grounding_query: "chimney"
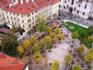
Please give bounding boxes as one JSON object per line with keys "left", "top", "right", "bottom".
{"left": 9, "top": 3, "right": 13, "bottom": 7}
{"left": 26, "top": 0, "right": 29, "bottom": 3}
{"left": 32, "top": 0, "right": 35, "bottom": 3}
{"left": 15, "top": 0, "right": 18, "bottom": 4}
{"left": 20, "top": 0, "right": 24, "bottom": 4}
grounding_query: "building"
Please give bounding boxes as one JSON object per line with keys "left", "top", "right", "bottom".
{"left": 0, "top": 0, "right": 9, "bottom": 25}
{"left": 60, "top": 0, "right": 93, "bottom": 19}
{"left": 0, "top": 0, "right": 60, "bottom": 32}
{"left": 0, "top": 52, "right": 25, "bottom": 70}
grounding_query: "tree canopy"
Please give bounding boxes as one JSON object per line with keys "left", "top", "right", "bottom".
{"left": 72, "top": 65, "right": 82, "bottom": 70}
{"left": 1, "top": 33, "right": 19, "bottom": 57}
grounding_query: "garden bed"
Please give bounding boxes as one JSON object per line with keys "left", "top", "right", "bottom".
{"left": 63, "top": 22, "right": 92, "bottom": 48}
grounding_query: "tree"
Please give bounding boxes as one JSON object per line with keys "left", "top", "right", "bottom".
{"left": 76, "top": 44, "right": 85, "bottom": 54}
{"left": 64, "top": 54, "right": 73, "bottom": 65}
{"left": 84, "top": 48, "right": 93, "bottom": 64}
{"left": 84, "top": 54, "right": 93, "bottom": 64}
{"left": 49, "top": 32, "right": 56, "bottom": 39}
{"left": 31, "top": 43, "right": 40, "bottom": 54}
{"left": 54, "top": 28, "right": 61, "bottom": 35}
{"left": 11, "top": 26, "right": 24, "bottom": 34}
{"left": 88, "top": 35, "right": 93, "bottom": 43}
{"left": 56, "top": 33, "right": 64, "bottom": 41}
{"left": 50, "top": 61, "right": 59, "bottom": 70}
{"left": 87, "top": 48, "right": 93, "bottom": 55}
{"left": 47, "top": 27, "right": 52, "bottom": 33}
{"left": 37, "top": 14, "right": 47, "bottom": 32}
{"left": 33, "top": 51, "right": 42, "bottom": 64}
{"left": 72, "top": 32, "right": 79, "bottom": 39}
{"left": 88, "top": 26, "right": 93, "bottom": 34}
{"left": 38, "top": 40, "right": 45, "bottom": 48}
{"left": 43, "top": 36, "right": 52, "bottom": 45}
{"left": 72, "top": 65, "right": 82, "bottom": 70}
{"left": 22, "top": 39, "right": 31, "bottom": 49}
{"left": 1, "top": 33, "right": 19, "bottom": 57}
{"left": 29, "top": 35, "right": 37, "bottom": 46}
{"left": 17, "top": 45, "right": 24, "bottom": 54}
{"left": 46, "top": 43, "right": 53, "bottom": 49}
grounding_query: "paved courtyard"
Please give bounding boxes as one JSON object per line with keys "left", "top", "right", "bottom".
{"left": 47, "top": 42, "right": 70, "bottom": 70}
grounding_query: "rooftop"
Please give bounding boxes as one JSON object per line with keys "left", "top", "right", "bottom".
{"left": 0, "top": 52, "right": 25, "bottom": 70}
{"left": 0, "top": 0, "right": 60, "bottom": 15}
{"left": 0, "top": 0, "right": 10, "bottom": 8}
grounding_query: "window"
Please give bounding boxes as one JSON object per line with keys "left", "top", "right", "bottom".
{"left": 14, "top": 17, "right": 16, "bottom": 20}
{"left": 67, "top": 5, "right": 69, "bottom": 8}
{"left": 71, "top": 0, "right": 74, "bottom": 5}
{"left": 59, "top": 5, "right": 61, "bottom": 8}
{"left": 65, "top": 1, "right": 66, "bottom": 3}
{"left": 7, "top": 16, "right": 9, "bottom": 19}
{"left": 32, "top": 12, "right": 33, "bottom": 15}
{"left": 79, "top": 5, "right": 80, "bottom": 7}
{"left": 33, "top": 22, "right": 34, "bottom": 25}
{"left": 18, "top": 19, "right": 19, "bottom": 21}
{"left": 22, "top": 15, "right": 23, "bottom": 17}
{"left": 28, "top": 24, "right": 31, "bottom": 27}
{"left": 28, "top": 19, "right": 31, "bottom": 22}
{"left": 11, "top": 17, "right": 13, "bottom": 19}
{"left": 83, "top": 12, "right": 85, "bottom": 15}
{"left": 64, "top": 6, "right": 66, "bottom": 9}
{"left": 23, "top": 25, "right": 25, "bottom": 28}
{"left": 19, "top": 23, "right": 20, "bottom": 26}
{"left": 77, "top": 10, "right": 79, "bottom": 13}
{"left": 17, "top": 14, "right": 19, "bottom": 16}
{"left": 22, "top": 20, "right": 24, "bottom": 23}
{"left": 27, "top": 14, "right": 30, "bottom": 17}
{"left": 74, "top": 7, "right": 76, "bottom": 10}
{"left": 85, "top": 4, "right": 87, "bottom": 9}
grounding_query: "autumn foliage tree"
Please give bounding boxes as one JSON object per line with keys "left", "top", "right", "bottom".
{"left": 50, "top": 61, "right": 59, "bottom": 70}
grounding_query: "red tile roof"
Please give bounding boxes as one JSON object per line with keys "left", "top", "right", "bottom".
{"left": 1, "top": 0, "right": 60, "bottom": 15}
{"left": 0, "top": 0, "right": 10, "bottom": 8}
{"left": 0, "top": 52, "right": 25, "bottom": 70}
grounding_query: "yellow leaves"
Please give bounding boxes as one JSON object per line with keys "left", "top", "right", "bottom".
{"left": 64, "top": 54, "right": 73, "bottom": 65}
{"left": 43, "top": 36, "right": 52, "bottom": 44}
{"left": 50, "top": 61, "right": 59, "bottom": 70}
{"left": 84, "top": 54, "right": 93, "bottom": 64}
{"left": 72, "top": 32, "right": 79, "bottom": 39}
{"left": 54, "top": 28, "right": 61, "bottom": 35}
{"left": 17, "top": 45, "right": 24, "bottom": 54}
{"left": 88, "top": 35, "right": 93, "bottom": 43}
{"left": 47, "top": 27, "right": 52, "bottom": 33}
{"left": 22, "top": 40, "right": 31, "bottom": 49}
{"left": 56, "top": 33, "right": 64, "bottom": 40}
{"left": 29, "top": 36, "right": 37, "bottom": 46}
{"left": 33, "top": 52, "right": 42, "bottom": 64}
{"left": 76, "top": 44, "right": 85, "bottom": 54}
{"left": 37, "top": 14, "right": 45, "bottom": 21}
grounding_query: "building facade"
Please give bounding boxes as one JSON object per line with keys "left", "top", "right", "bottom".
{"left": 60, "top": 0, "right": 93, "bottom": 19}
{"left": 0, "top": 0, "right": 60, "bottom": 32}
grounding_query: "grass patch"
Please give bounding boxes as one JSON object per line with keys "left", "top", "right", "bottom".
{"left": 63, "top": 22, "right": 92, "bottom": 48}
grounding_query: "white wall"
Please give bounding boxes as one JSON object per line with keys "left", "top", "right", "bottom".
{"left": 60, "top": 0, "right": 92, "bottom": 19}
{"left": 51, "top": 2, "right": 60, "bottom": 17}
{"left": 0, "top": 9, "right": 5, "bottom": 25}
{"left": 0, "top": 1, "right": 60, "bottom": 32}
